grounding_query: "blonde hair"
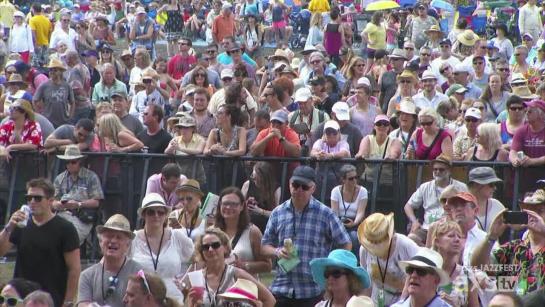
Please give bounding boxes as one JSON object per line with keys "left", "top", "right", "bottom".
{"left": 310, "top": 12, "right": 323, "bottom": 28}
{"left": 135, "top": 48, "right": 151, "bottom": 68}
{"left": 193, "top": 227, "right": 232, "bottom": 263}
{"left": 477, "top": 123, "right": 503, "bottom": 153}
{"left": 430, "top": 220, "right": 463, "bottom": 251}
{"left": 344, "top": 56, "right": 365, "bottom": 80}
{"left": 97, "top": 113, "right": 131, "bottom": 145}
{"left": 418, "top": 107, "right": 440, "bottom": 122}
{"left": 95, "top": 102, "right": 113, "bottom": 119}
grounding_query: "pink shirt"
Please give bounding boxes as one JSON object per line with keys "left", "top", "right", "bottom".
{"left": 145, "top": 173, "right": 187, "bottom": 207}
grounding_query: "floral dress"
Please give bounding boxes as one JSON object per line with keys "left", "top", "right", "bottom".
{"left": 0, "top": 120, "right": 42, "bottom": 148}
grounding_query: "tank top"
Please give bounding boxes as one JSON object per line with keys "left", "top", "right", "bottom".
{"left": 500, "top": 120, "right": 514, "bottom": 145}
{"left": 324, "top": 23, "right": 342, "bottom": 56}
{"left": 200, "top": 265, "right": 237, "bottom": 306}
{"left": 471, "top": 146, "right": 499, "bottom": 162}
{"left": 217, "top": 126, "right": 241, "bottom": 151}
{"left": 415, "top": 128, "right": 451, "bottom": 160}
{"left": 363, "top": 135, "right": 393, "bottom": 183}
{"left": 272, "top": 5, "right": 284, "bottom": 22}
{"left": 231, "top": 227, "right": 254, "bottom": 262}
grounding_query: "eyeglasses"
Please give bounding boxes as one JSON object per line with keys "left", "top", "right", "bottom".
{"left": 25, "top": 194, "right": 45, "bottom": 202}
{"left": 102, "top": 50, "right": 112, "bottom": 54}
{"left": 8, "top": 106, "right": 23, "bottom": 113}
{"left": 61, "top": 19, "right": 70, "bottom": 22}
{"left": 346, "top": 176, "right": 358, "bottom": 181}
{"left": 310, "top": 60, "right": 322, "bottom": 65}
{"left": 145, "top": 209, "right": 167, "bottom": 216}
{"left": 201, "top": 241, "right": 222, "bottom": 251}
{"left": 195, "top": 73, "right": 207, "bottom": 78}
{"left": 324, "top": 269, "right": 348, "bottom": 279}
{"left": 406, "top": 266, "right": 433, "bottom": 276}
{"left": 136, "top": 270, "right": 151, "bottom": 294}
{"left": 419, "top": 121, "right": 434, "bottom": 126}
{"left": 375, "top": 121, "right": 390, "bottom": 127}
{"left": 0, "top": 295, "right": 21, "bottom": 306}
{"left": 509, "top": 106, "right": 526, "bottom": 111}
{"left": 221, "top": 201, "right": 241, "bottom": 207}
{"left": 465, "top": 117, "right": 479, "bottom": 123}
{"left": 179, "top": 196, "right": 193, "bottom": 202}
{"left": 291, "top": 182, "right": 311, "bottom": 191}
{"left": 473, "top": 61, "right": 484, "bottom": 65}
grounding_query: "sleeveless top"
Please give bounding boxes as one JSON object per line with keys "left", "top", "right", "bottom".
{"left": 217, "top": 126, "right": 241, "bottom": 151}
{"left": 471, "top": 146, "right": 499, "bottom": 162}
{"left": 500, "top": 120, "right": 514, "bottom": 145}
{"left": 350, "top": 104, "right": 377, "bottom": 137}
{"left": 272, "top": 5, "right": 284, "bottom": 22}
{"left": 363, "top": 135, "right": 393, "bottom": 183}
{"left": 199, "top": 265, "right": 237, "bottom": 306}
{"left": 415, "top": 128, "right": 451, "bottom": 160}
{"left": 324, "top": 23, "right": 342, "bottom": 56}
{"left": 164, "top": 4, "right": 184, "bottom": 33}
{"left": 231, "top": 227, "right": 254, "bottom": 262}
{"left": 134, "top": 19, "right": 153, "bottom": 49}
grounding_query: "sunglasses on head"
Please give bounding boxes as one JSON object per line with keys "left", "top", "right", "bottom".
{"left": 406, "top": 266, "right": 433, "bottom": 276}
{"left": 201, "top": 241, "right": 222, "bottom": 251}
{"left": 291, "top": 181, "right": 311, "bottom": 191}
{"left": 324, "top": 269, "right": 348, "bottom": 279}
{"left": 25, "top": 194, "right": 44, "bottom": 202}
{"left": 0, "top": 296, "right": 21, "bottom": 306}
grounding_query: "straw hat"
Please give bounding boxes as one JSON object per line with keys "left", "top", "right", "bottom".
{"left": 396, "top": 70, "right": 417, "bottom": 83}
{"left": 174, "top": 116, "right": 197, "bottom": 128}
{"left": 346, "top": 296, "right": 374, "bottom": 307}
{"left": 269, "top": 49, "right": 290, "bottom": 63}
{"left": 56, "top": 144, "right": 85, "bottom": 160}
{"left": 175, "top": 179, "right": 204, "bottom": 197}
{"left": 142, "top": 68, "right": 159, "bottom": 80}
{"left": 388, "top": 48, "right": 408, "bottom": 60}
{"left": 431, "top": 153, "right": 452, "bottom": 167}
{"left": 217, "top": 279, "right": 258, "bottom": 303}
{"left": 137, "top": 193, "right": 170, "bottom": 217}
{"left": 512, "top": 86, "right": 538, "bottom": 100}
{"left": 457, "top": 30, "right": 479, "bottom": 46}
{"left": 10, "top": 99, "right": 35, "bottom": 121}
{"left": 358, "top": 213, "right": 395, "bottom": 257}
{"left": 97, "top": 214, "right": 135, "bottom": 239}
{"left": 5, "top": 74, "right": 27, "bottom": 87}
{"left": 425, "top": 25, "right": 443, "bottom": 36}
{"left": 398, "top": 98, "right": 417, "bottom": 115}
{"left": 520, "top": 189, "right": 545, "bottom": 206}
{"left": 399, "top": 248, "right": 450, "bottom": 286}
{"left": 47, "top": 58, "right": 66, "bottom": 70}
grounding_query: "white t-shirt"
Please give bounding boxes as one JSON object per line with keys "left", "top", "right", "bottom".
{"left": 330, "top": 185, "right": 368, "bottom": 220}
{"left": 476, "top": 198, "right": 505, "bottom": 232}
{"left": 360, "top": 234, "right": 420, "bottom": 306}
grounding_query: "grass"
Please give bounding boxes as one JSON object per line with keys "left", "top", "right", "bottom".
{"left": 0, "top": 261, "right": 14, "bottom": 285}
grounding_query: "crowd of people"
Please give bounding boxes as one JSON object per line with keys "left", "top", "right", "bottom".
{"left": 0, "top": 0, "right": 545, "bottom": 306}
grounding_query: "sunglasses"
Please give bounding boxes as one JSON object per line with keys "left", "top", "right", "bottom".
{"left": 291, "top": 182, "right": 311, "bottom": 191}
{"left": 201, "top": 241, "right": 222, "bottom": 251}
{"left": 400, "top": 79, "right": 412, "bottom": 84}
{"left": 5, "top": 70, "right": 15, "bottom": 74}
{"left": 222, "top": 77, "right": 233, "bottom": 82}
{"left": 404, "top": 47, "right": 414, "bottom": 50}
{"left": 473, "top": 61, "right": 484, "bottom": 65}
{"left": 375, "top": 121, "right": 390, "bottom": 127}
{"left": 324, "top": 269, "right": 348, "bottom": 279}
{"left": 221, "top": 201, "right": 241, "bottom": 207}
{"left": 143, "top": 79, "right": 153, "bottom": 84}
{"left": 498, "top": 68, "right": 510, "bottom": 72}
{"left": 0, "top": 296, "right": 21, "bottom": 306}
{"left": 25, "top": 194, "right": 45, "bottom": 202}
{"left": 509, "top": 106, "right": 525, "bottom": 111}
{"left": 8, "top": 106, "right": 23, "bottom": 113}
{"left": 406, "top": 266, "right": 433, "bottom": 276}
{"left": 145, "top": 209, "right": 166, "bottom": 216}
{"left": 325, "top": 129, "right": 338, "bottom": 136}
{"left": 465, "top": 117, "right": 479, "bottom": 123}
{"left": 419, "top": 121, "right": 434, "bottom": 126}
{"left": 420, "top": 53, "right": 431, "bottom": 57}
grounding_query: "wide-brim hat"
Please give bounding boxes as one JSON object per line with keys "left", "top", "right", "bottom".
{"left": 399, "top": 248, "right": 450, "bottom": 286}
{"left": 56, "top": 144, "right": 85, "bottom": 160}
{"left": 11, "top": 98, "right": 35, "bottom": 121}
{"left": 431, "top": 153, "right": 452, "bottom": 167}
{"left": 175, "top": 179, "right": 204, "bottom": 197}
{"left": 175, "top": 116, "right": 197, "bottom": 127}
{"left": 520, "top": 189, "right": 545, "bottom": 206}
{"left": 457, "top": 30, "right": 479, "bottom": 46}
{"left": 468, "top": 167, "right": 502, "bottom": 185}
{"left": 310, "top": 249, "right": 371, "bottom": 289}
{"left": 358, "top": 213, "right": 395, "bottom": 256}
{"left": 512, "top": 86, "right": 538, "bottom": 100}
{"left": 97, "top": 214, "right": 135, "bottom": 239}
{"left": 217, "top": 279, "right": 258, "bottom": 302}
{"left": 425, "top": 25, "right": 443, "bottom": 36}
{"left": 269, "top": 49, "right": 290, "bottom": 63}
{"left": 137, "top": 192, "right": 170, "bottom": 217}
{"left": 388, "top": 48, "right": 408, "bottom": 60}
{"left": 398, "top": 98, "right": 417, "bottom": 115}
{"left": 396, "top": 70, "right": 417, "bottom": 83}
{"left": 47, "top": 58, "right": 66, "bottom": 70}
{"left": 5, "top": 73, "right": 27, "bottom": 86}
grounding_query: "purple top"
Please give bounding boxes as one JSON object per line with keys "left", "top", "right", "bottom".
{"left": 324, "top": 23, "right": 342, "bottom": 56}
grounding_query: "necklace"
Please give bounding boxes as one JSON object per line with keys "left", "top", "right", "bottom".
{"left": 144, "top": 227, "right": 165, "bottom": 271}
{"left": 205, "top": 264, "right": 228, "bottom": 306}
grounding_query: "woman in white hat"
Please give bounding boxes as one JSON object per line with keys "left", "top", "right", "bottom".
{"left": 358, "top": 213, "right": 420, "bottom": 306}
{"left": 389, "top": 98, "right": 418, "bottom": 154}
{"left": 7, "top": 11, "right": 34, "bottom": 64}
{"left": 130, "top": 193, "right": 195, "bottom": 303}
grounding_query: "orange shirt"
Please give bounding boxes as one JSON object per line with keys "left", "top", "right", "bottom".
{"left": 212, "top": 14, "right": 235, "bottom": 43}
{"left": 255, "top": 127, "right": 301, "bottom": 157}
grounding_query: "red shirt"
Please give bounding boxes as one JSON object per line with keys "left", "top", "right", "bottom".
{"left": 255, "top": 127, "right": 300, "bottom": 157}
{"left": 167, "top": 54, "right": 197, "bottom": 80}
{"left": 0, "top": 120, "right": 43, "bottom": 148}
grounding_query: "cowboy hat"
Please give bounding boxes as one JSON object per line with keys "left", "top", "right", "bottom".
{"left": 512, "top": 86, "right": 538, "bottom": 100}
{"left": 358, "top": 213, "right": 395, "bottom": 257}
{"left": 310, "top": 249, "right": 371, "bottom": 289}
{"left": 47, "top": 58, "right": 66, "bottom": 70}
{"left": 97, "top": 214, "right": 135, "bottom": 239}
{"left": 399, "top": 248, "right": 450, "bottom": 286}
{"left": 57, "top": 144, "right": 85, "bottom": 160}
{"left": 431, "top": 153, "right": 452, "bottom": 167}
{"left": 5, "top": 74, "right": 27, "bottom": 87}
{"left": 457, "top": 30, "right": 479, "bottom": 46}
{"left": 137, "top": 193, "right": 170, "bottom": 217}
{"left": 10, "top": 98, "right": 35, "bottom": 121}
{"left": 396, "top": 70, "right": 417, "bottom": 83}
{"left": 175, "top": 179, "right": 204, "bottom": 197}
{"left": 217, "top": 279, "right": 258, "bottom": 303}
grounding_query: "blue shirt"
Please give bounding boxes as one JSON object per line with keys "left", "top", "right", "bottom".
{"left": 217, "top": 52, "right": 257, "bottom": 67}
{"left": 262, "top": 197, "right": 351, "bottom": 299}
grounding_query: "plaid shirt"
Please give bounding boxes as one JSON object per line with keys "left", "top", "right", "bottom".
{"left": 262, "top": 197, "right": 351, "bottom": 299}
{"left": 54, "top": 167, "right": 104, "bottom": 201}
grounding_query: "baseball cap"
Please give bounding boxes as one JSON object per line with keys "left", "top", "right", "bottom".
{"left": 453, "top": 63, "right": 470, "bottom": 74}
{"left": 374, "top": 114, "right": 390, "bottom": 124}
{"left": 420, "top": 70, "right": 437, "bottom": 81}
{"left": 291, "top": 165, "right": 316, "bottom": 185}
{"left": 294, "top": 88, "right": 312, "bottom": 102}
{"left": 332, "top": 101, "right": 350, "bottom": 121}
{"left": 221, "top": 68, "right": 234, "bottom": 79}
{"left": 324, "top": 120, "right": 340, "bottom": 131}
{"left": 270, "top": 110, "right": 288, "bottom": 123}
{"left": 464, "top": 107, "right": 482, "bottom": 119}
{"left": 110, "top": 91, "right": 127, "bottom": 99}
{"left": 524, "top": 99, "right": 545, "bottom": 113}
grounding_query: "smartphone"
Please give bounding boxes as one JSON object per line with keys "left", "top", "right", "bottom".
{"left": 503, "top": 211, "right": 528, "bottom": 225}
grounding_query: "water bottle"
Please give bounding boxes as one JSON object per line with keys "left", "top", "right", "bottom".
{"left": 17, "top": 205, "right": 31, "bottom": 228}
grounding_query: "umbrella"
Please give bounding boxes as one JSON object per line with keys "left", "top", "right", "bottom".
{"left": 366, "top": 0, "right": 400, "bottom": 11}
{"left": 431, "top": 0, "right": 455, "bottom": 11}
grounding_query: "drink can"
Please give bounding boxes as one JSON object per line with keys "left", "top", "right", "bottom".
{"left": 142, "top": 146, "right": 149, "bottom": 153}
{"left": 17, "top": 205, "right": 30, "bottom": 228}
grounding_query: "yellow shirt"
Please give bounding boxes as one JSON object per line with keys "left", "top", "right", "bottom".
{"left": 364, "top": 22, "right": 386, "bottom": 50}
{"left": 29, "top": 14, "right": 51, "bottom": 46}
{"left": 0, "top": 1, "right": 15, "bottom": 27}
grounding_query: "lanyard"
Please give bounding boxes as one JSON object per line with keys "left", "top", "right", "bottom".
{"left": 205, "top": 264, "right": 228, "bottom": 306}
{"left": 181, "top": 209, "right": 197, "bottom": 238}
{"left": 377, "top": 237, "right": 393, "bottom": 288}
{"left": 340, "top": 185, "right": 356, "bottom": 219}
{"left": 298, "top": 109, "right": 313, "bottom": 129}
{"left": 101, "top": 257, "right": 127, "bottom": 301}
{"left": 63, "top": 171, "right": 80, "bottom": 194}
{"left": 476, "top": 200, "right": 490, "bottom": 231}
{"left": 144, "top": 227, "right": 165, "bottom": 272}
{"left": 421, "top": 294, "right": 439, "bottom": 307}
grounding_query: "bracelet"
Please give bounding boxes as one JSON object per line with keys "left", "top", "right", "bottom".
{"left": 244, "top": 262, "right": 251, "bottom": 271}
{"left": 486, "top": 235, "right": 498, "bottom": 244}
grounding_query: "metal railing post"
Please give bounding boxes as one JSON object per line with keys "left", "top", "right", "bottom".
{"left": 5, "top": 155, "right": 20, "bottom": 225}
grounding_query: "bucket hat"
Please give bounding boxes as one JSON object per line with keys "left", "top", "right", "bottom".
{"left": 310, "top": 249, "right": 371, "bottom": 289}
{"left": 97, "top": 214, "right": 135, "bottom": 239}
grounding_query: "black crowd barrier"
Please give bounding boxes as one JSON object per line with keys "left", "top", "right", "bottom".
{"left": 0, "top": 151, "right": 538, "bottom": 235}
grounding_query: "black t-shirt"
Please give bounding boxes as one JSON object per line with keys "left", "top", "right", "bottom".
{"left": 137, "top": 128, "right": 172, "bottom": 154}
{"left": 10, "top": 215, "right": 79, "bottom": 307}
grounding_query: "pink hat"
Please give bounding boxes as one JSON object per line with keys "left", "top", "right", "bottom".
{"left": 374, "top": 114, "right": 389, "bottom": 124}
{"left": 524, "top": 99, "right": 545, "bottom": 113}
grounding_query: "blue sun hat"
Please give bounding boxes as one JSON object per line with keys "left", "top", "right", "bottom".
{"left": 310, "top": 249, "right": 370, "bottom": 289}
